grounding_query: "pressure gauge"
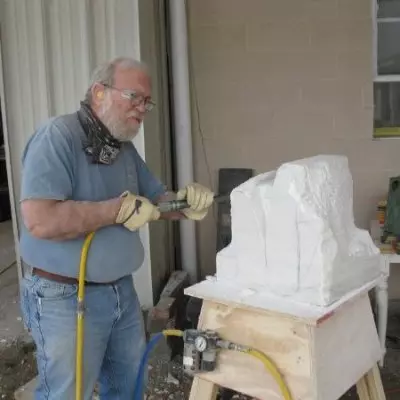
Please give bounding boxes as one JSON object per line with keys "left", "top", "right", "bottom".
{"left": 194, "top": 335, "right": 207, "bottom": 352}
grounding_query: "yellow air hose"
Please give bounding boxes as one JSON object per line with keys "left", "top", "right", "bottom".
{"left": 74, "top": 237, "right": 291, "bottom": 400}
{"left": 75, "top": 232, "right": 95, "bottom": 400}
{"left": 244, "top": 348, "right": 293, "bottom": 400}
{"left": 162, "top": 329, "right": 184, "bottom": 337}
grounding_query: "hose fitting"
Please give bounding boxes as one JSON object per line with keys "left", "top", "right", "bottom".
{"left": 216, "top": 340, "right": 249, "bottom": 352}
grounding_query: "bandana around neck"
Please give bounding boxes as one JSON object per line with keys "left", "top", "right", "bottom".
{"left": 77, "top": 101, "right": 121, "bottom": 165}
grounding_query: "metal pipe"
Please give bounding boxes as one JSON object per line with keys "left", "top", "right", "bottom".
{"left": 168, "top": 0, "right": 198, "bottom": 283}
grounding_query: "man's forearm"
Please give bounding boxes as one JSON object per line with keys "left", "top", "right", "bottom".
{"left": 22, "top": 198, "right": 123, "bottom": 240}
{"left": 53, "top": 199, "right": 123, "bottom": 239}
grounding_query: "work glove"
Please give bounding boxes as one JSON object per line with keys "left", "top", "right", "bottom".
{"left": 116, "top": 191, "right": 160, "bottom": 231}
{"left": 176, "top": 183, "right": 214, "bottom": 220}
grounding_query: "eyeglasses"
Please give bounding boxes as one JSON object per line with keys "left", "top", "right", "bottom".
{"left": 103, "top": 84, "right": 155, "bottom": 112}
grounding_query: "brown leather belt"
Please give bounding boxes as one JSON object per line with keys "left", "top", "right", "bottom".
{"left": 32, "top": 267, "right": 117, "bottom": 286}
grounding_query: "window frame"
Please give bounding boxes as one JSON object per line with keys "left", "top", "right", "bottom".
{"left": 373, "top": 0, "right": 400, "bottom": 138}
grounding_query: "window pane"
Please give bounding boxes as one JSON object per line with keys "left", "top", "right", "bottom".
{"left": 374, "top": 82, "right": 400, "bottom": 129}
{"left": 378, "top": 0, "right": 400, "bottom": 18}
{"left": 378, "top": 22, "right": 400, "bottom": 74}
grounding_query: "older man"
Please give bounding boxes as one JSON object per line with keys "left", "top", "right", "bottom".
{"left": 19, "top": 57, "right": 213, "bottom": 399}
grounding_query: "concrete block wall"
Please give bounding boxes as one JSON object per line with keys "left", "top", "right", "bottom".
{"left": 187, "top": 0, "right": 400, "bottom": 279}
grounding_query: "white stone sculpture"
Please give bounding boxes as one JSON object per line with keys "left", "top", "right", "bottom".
{"left": 216, "top": 155, "right": 381, "bottom": 306}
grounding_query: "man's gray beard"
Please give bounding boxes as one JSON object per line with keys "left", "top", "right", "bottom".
{"left": 99, "top": 103, "right": 139, "bottom": 142}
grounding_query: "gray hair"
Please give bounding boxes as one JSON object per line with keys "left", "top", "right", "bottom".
{"left": 84, "top": 57, "right": 149, "bottom": 103}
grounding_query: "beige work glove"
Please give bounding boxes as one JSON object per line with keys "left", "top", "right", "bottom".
{"left": 176, "top": 183, "right": 214, "bottom": 220}
{"left": 116, "top": 191, "right": 160, "bottom": 231}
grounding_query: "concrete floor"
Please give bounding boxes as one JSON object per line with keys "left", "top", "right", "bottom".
{"left": 0, "top": 265, "right": 29, "bottom": 348}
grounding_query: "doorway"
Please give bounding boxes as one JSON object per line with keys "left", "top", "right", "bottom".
{"left": 0, "top": 101, "right": 15, "bottom": 275}
{"left": 0, "top": 29, "right": 29, "bottom": 351}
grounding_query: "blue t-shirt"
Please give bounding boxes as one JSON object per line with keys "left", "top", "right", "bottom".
{"left": 19, "top": 113, "right": 166, "bottom": 282}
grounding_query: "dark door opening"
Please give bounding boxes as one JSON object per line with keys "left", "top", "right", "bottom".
{"left": 0, "top": 101, "right": 11, "bottom": 223}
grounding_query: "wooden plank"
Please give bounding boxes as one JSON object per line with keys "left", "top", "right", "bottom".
{"left": 313, "top": 294, "right": 382, "bottom": 400}
{"left": 192, "top": 300, "right": 312, "bottom": 400}
{"left": 146, "top": 296, "right": 175, "bottom": 333}
{"left": 159, "top": 271, "right": 189, "bottom": 298}
{"left": 189, "top": 377, "right": 218, "bottom": 400}
{"left": 146, "top": 271, "right": 189, "bottom": 333}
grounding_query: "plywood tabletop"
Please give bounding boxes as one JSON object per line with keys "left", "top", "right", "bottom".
{"left": 185, "top": 276, "right": 382, "bottom": 325}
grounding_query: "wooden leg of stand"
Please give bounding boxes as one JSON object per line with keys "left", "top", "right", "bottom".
{"left": 189, "top": 377, "right": 218, "bottom": 400}
{"left": 357, "top": 365, "right": 386, "bottom": 400}
{"left": 365, "top": 365, "right": 386, "bottom": 400}
{"left": 357, "top": 376, "right": 372, "bottom": 400}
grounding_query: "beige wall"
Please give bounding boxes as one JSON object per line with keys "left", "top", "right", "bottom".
{"left": 188, "top": 0, "right": 400, "bottom": 280}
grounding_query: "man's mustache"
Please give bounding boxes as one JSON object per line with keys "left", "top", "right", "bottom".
{"left": 126, "top": 112, "right": 142, "bottom": 122}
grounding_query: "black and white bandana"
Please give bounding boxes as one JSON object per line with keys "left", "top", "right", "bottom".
{"left": 77, "top": 101, "right": 121, "bottom": 165}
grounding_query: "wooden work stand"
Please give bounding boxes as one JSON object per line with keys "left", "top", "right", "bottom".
{"left": 184, "top": 278, "right": 385, "bottom": 400}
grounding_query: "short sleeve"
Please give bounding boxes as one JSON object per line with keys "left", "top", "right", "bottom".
{"left": 20, "top": 121, "right": 74, "bottom": 202}
{"left": 133, "top": 149, "right": 166, "bottom": 203}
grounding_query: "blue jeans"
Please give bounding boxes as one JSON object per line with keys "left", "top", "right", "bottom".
{"left": 20, "top": 272, "right": 146, "bottom": 400}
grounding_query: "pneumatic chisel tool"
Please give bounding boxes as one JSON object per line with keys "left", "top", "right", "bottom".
{"left": 157, "top": 194, "right": 228, "bottom": 213}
